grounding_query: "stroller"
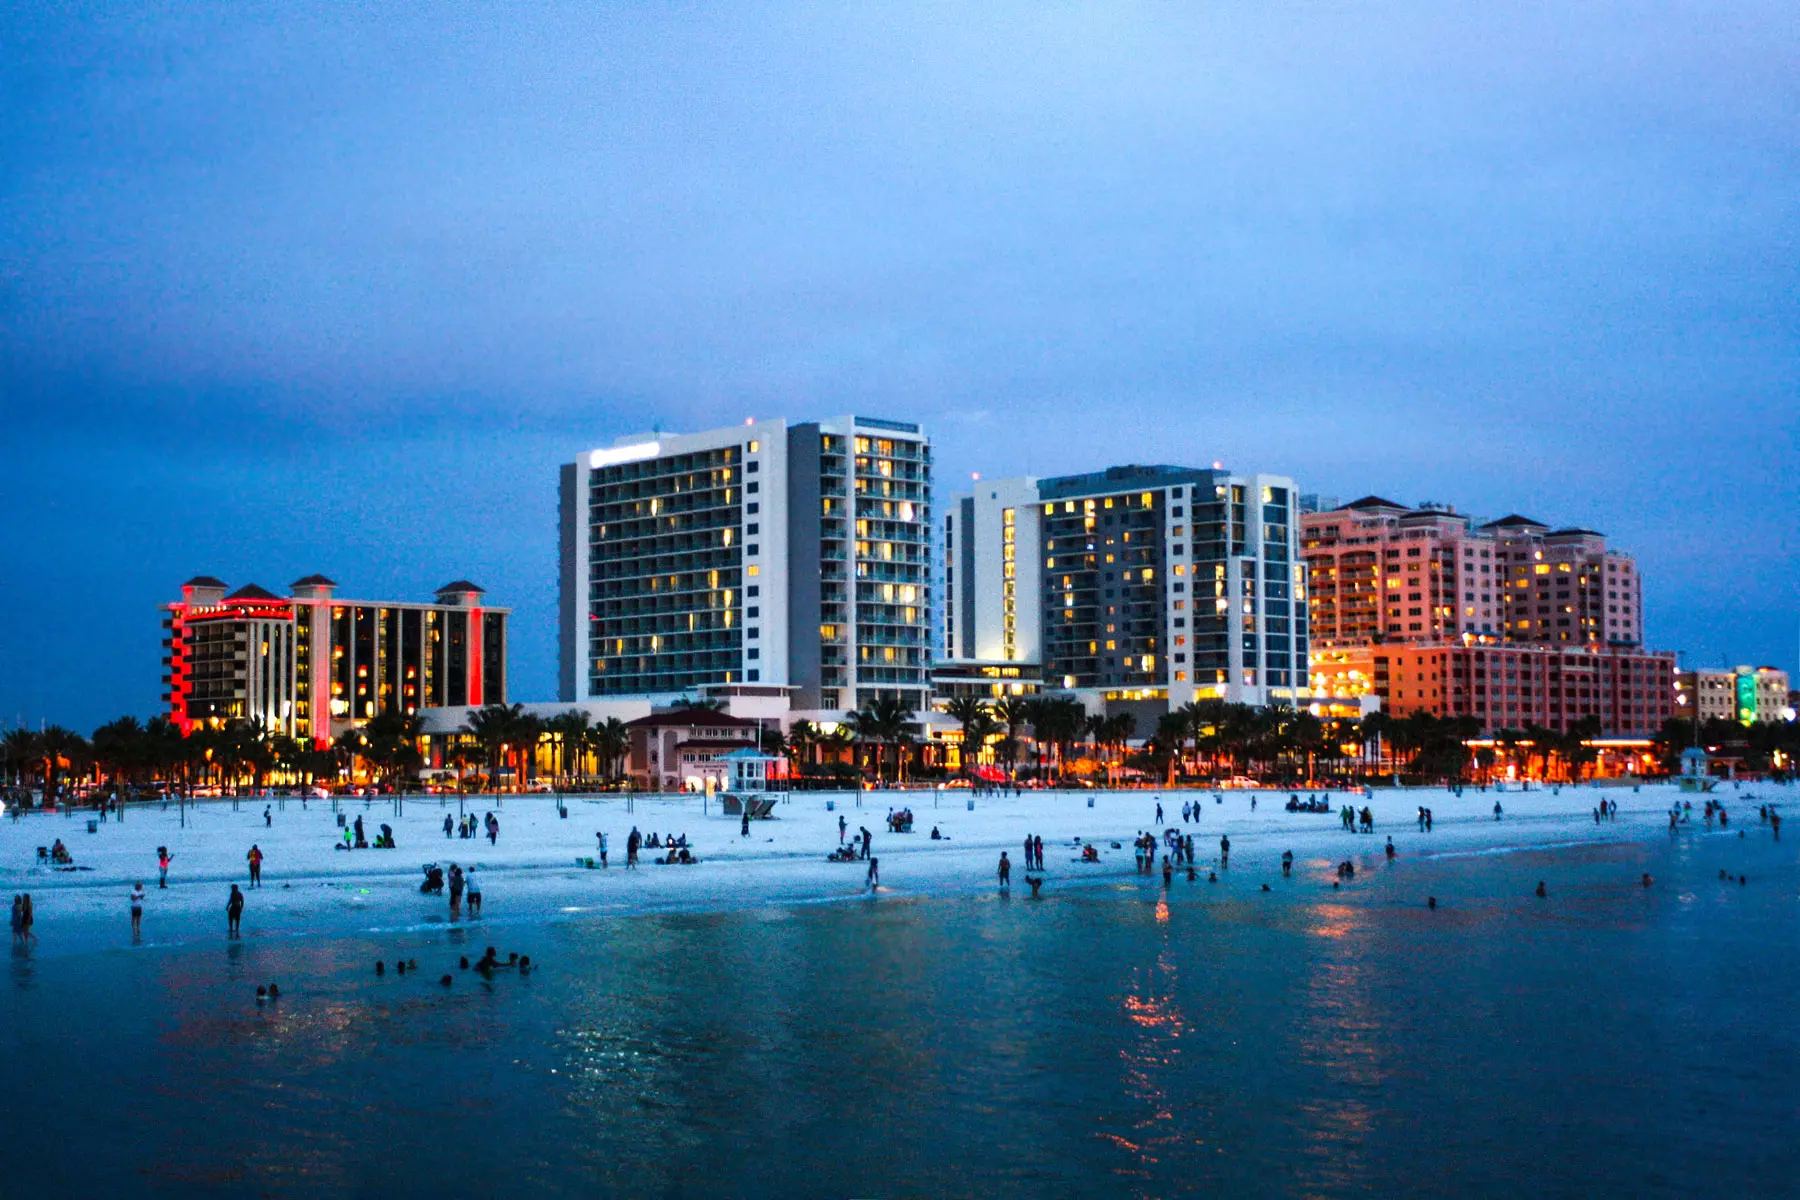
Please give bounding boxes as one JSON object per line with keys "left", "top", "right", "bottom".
{"left": 420, "top": 863, "right": 445, "bottom": 894}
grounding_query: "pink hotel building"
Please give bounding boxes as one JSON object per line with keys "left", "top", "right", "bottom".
{"left": 1303, "top": 497, "right": 1670, "bottom": 735}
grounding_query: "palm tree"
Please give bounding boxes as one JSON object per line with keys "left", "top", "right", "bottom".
{"left": 942, "top": 696, "right": 991, "bottom": 778}
{"left": 786, "top": 719, "right": 820, "bottom": 779}
{"left": 586, "top": 716, "right": 631, "bottom": 785}
{"left": 90, "top": 716, "right": 144, "bottom": 787}
{"left": 1030, "top": 696, "right": 1087, "bottom": 782}
{"left": 844, "top": 693, "right": 914, "bottom": 784}
{"left": 992, "top": 696, "right": 1033, "bottom": 783}
{"left": 463, "top": 703, "right": 520, "bottom": 792}
{"left": 362, "top": 708, "right": 425, "bottom": 791}
{"left": 963, "top": 708, "right": 1001, "bottom": 776}
{"left": 544, "top": 710, "right": 592, "bottom": 788}
{"left": 3, "top": 728, "right": 43, "bottom": 791}
{"left": 39, "top": 725, "right": 87, "bottom": 803}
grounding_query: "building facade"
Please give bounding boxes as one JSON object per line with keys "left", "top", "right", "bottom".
{"left": 945, "top": 464, "right": 1309, "bottom": 716}
{"left": 1311, "top": 641, "right": 1674, "bottom": 736}
{"left": 1301, "top": 497, "right": 1503, "bottom": 645}
{"left": 560, "top": 416, "right": 932, "bottom": 716}
{"left": 1302, "top": 500, "right": 1645, "bottom": 650}
{"left": 163, "top": 576, "right": 507, "bottom": 745}
{"left": 1480, "top": 516, "right": 1644, "bottom": 647}
{"left": 1675, "top": 666, "right": 1792, "bottom": 726}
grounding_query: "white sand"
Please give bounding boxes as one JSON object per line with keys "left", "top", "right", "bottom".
{"left": 4, "top": 778, "right": 1789, "bottom": 954}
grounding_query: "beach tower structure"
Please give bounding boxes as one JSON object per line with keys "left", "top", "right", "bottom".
{"left": 1677, "top": 746, "right": 1717, "bottom": 793}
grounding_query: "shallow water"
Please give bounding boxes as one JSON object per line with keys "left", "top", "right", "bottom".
{"left": 3, "top": 832, "right": 1796, "bottom": 1198}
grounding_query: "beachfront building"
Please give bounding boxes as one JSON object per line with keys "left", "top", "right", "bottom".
{"left": 1310, "top": 641, "right": 1674, "bottom": 736}
{"left": 945, "top": 463, "right": 1309, "bottom": 724}
{"left": 624, "top": 707, "right": 764, "bottom": 792}
{"left": 560, "top": 416, "right": 932, "bottom": 718}
{"left": 1301, "top": 497, "right": 1503, "bottom": 645}
{"left": 1301, "top": 499, "right": 1645, "bottom": 650}
{"left": 1675, "top": 666, "right": 1793, "bottom": 726}
{"left": 163, "top": 576, "right": 507, "bottom": 746}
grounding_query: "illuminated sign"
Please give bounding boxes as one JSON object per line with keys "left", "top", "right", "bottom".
{"left": 590, "top": 441, "right": 662, "bottom": 469}
{"left": 1736, "top": 672, "right": 1757, "bottom": 726}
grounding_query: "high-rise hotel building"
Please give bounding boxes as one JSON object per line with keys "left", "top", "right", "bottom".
{"left": 1301, "top": 498, "right": 1644, "bottom": 649}
{"left": 560, "top": 416, "right": 932, "bottom": 715}
{"left": 163, "top": 576, "right": 507, "bottom": 745}
{"left": 946, "top": 464, "right": 1309, "bottom": 714}
{"left": 1301, "top": 497, "right": 1664, "bottom": 734}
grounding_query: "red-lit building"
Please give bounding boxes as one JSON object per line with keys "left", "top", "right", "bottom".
{"left": 1312, "top": 640, "right": 1674, "bottom": 736}
{"left": 162, "top": 575, "right": 508, "bottom": 746}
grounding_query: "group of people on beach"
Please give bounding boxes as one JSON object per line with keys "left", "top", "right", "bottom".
{"left": 1341, "top": 805, "right": 1375, "bottom": 833}
{"left": 441, "top": 812, "right": 499, "bottom": 844}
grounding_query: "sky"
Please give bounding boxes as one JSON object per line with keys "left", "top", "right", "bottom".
{"left": 2, "top": 3, "right": 1795, "bottom": 733}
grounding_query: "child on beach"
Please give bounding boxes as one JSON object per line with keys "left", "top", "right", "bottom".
{"left": 157, "top": 847, "right": 172, "bottom": 888}
{"left": 130, "top": 882, "right": 145, "bottom": 936}
{"left": 226, "top": 885, "right": 244, "bottom": 935}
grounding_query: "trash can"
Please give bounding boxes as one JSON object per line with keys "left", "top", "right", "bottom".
{"left": 86, "top": 819, "right": 98, "bottom": 833}
{"left": 337, "top": 813, "right": 347, "bottom": 827}
{"left": 825, "top": 800, "right": 835, "bottom": 811}
{"left": 1087, "top": 797, "right": 1095, "bottom": 808}
{"left": 967, "top": 799, "right": 975, "bottom": 812}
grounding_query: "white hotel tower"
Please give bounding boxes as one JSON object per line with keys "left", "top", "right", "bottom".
{"left": 559, "top": 416, "right": 933, "bottom": 716}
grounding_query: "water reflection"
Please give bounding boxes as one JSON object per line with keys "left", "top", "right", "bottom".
{"left": 1104, "top": 894, "right": 1192, "bottom": 1193}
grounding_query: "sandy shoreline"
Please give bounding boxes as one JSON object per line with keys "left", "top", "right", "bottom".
{"left": 4, "top": 779, "right": 1790, "bottom": 956}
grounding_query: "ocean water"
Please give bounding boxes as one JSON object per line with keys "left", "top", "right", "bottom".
{"left": 2, "top": 832, "right": 1796, "bottom": 1198}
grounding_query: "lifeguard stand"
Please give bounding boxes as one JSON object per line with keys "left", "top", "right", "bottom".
{"left": 1678, "top": 746, "right": 1717, "bottom": 794}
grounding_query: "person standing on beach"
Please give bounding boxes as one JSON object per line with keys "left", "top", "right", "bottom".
{"left": 1494, "top": 800, "right": 1503, "bottom": 821}
{"left": 596, "top": 831, "right": 609, "bottom": 867}
{"left": 627, "top": 827, "right": 641, "bottom": 868}
{"left": 247, "top": 845, "right": 264, "bottom": 888}
{"left": 263, "top": 806, "right": 272, "bottom": 828}
{"left": 1219, "top": 834, "right": 1230, "bottom": 868}
{"left": 465, "top": 867, "right": 482, "bottom": 917}
{"left": 21, "top": 895, "right": 35, "bottom": 944}
{"left": 741, "top": 809, "right": 751, "bottom": 838}
{"left": 444, "top": 814, "right": 454, "bottom": 839}
{"left": 860, "top": 827, "right": 872, "bottom": 860}
{"left": 130, "top": 881, "right": 145, "bottom": 937}
{"left": 998, "top": 851, "right": 1012, "bottom": 890}
{"left": 1034, "top": 834, "right": 1044, "bottom": 872}
{"left": 226, "top": 885, "right": 244, "bottom": 936}
{"left": 867, "top": 856, "right": 880, "bottom": 890}
{"left": 157, "top": 847, "right": 172, "bottom": 889}
{"left": 1155, "top": 801, "right": 1164, "bottom": 825}
{"left": 486, "top": 813, "right": 500, "bottom": 845}
{"left": 448, "top": 864, "right": 465, "bottom": 919}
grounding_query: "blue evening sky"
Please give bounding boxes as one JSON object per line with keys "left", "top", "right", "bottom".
{"left": 2, "top": 4, "right": 1795, "bottom": 732}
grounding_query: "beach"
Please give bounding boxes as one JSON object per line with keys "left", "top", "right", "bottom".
{"left": 4, "top": 778, "right": 1790, "bottom": 953}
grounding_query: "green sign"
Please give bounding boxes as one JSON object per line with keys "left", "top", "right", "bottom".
{"left": 1736, "top": 672, "right": 1757, "bottom": 726}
